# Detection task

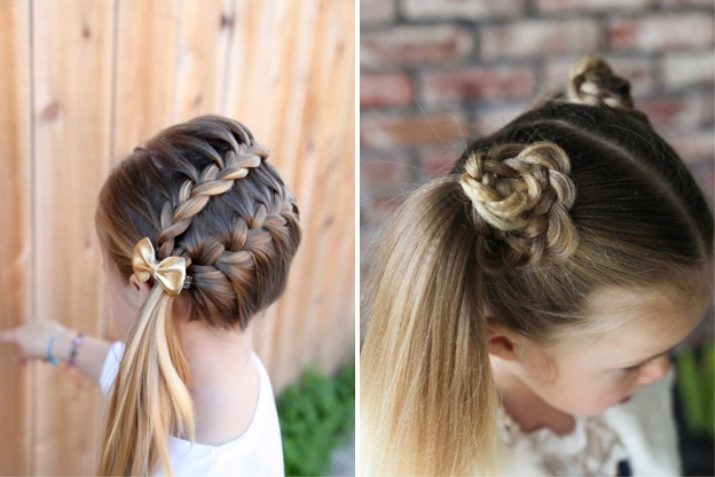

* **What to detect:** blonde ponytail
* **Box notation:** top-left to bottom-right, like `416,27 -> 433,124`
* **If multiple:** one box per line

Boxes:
98,286 -> 195,476
362,54 -> 713,477
361,178 -> 501,476
361,138 -> 580,475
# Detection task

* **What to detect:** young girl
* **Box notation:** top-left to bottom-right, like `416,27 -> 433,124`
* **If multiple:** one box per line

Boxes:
0,115 -> 301,476
360,56 -> 714,476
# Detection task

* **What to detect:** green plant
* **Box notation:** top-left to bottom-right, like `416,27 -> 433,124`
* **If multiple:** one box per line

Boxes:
277,364 -> 355,476
675,341 -> 714,439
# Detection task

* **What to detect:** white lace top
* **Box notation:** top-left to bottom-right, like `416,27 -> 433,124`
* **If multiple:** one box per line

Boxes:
492,369 -> 682,476
497,402 -> 630,477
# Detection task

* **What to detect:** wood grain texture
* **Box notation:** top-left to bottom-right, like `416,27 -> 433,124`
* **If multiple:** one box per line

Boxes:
0,0 -> 354,473
0,1 -> 32,475
32,0 -> 113,473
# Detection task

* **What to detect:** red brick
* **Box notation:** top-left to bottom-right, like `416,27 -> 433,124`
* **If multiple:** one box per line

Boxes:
536,0 -> 649,11
662,52 -> 714,89
480,19 -> 599,59
607,14 -> 714,52
659,0 -> 715,7
421,65 -> 535,104
364,192 -> 410,226
638,94 -> 711,130
361,0 -> 396,24
402,0 -> 525,20
418,142 -> 466,180
474,102 -> 531,135
361,150 -> 411,188
686,160 -> 714,209
361,26 -> 473,68
361,73 -> 414,109
663,129 -> 715,164
361,112 -> 470,149
701,94 -> 714,124
544,56 -> 657,96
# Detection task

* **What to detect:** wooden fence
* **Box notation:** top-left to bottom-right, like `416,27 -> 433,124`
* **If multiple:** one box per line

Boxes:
0,0 -> 355,474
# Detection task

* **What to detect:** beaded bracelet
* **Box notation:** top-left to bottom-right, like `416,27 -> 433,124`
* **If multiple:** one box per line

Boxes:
45,328 -> 63,366
65,331 -> 84,368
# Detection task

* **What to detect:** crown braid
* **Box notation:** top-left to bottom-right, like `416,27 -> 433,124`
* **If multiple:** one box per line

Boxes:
458,141 -> 579,270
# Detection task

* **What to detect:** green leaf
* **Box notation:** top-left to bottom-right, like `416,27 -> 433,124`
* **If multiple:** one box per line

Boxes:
277,364 -> 355,476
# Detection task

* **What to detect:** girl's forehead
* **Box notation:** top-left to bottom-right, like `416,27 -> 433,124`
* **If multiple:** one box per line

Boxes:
586,282 -> 711,322
558,284 -> 711,362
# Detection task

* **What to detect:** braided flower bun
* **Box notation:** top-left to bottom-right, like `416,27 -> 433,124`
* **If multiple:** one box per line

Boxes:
458,141 -> 579,270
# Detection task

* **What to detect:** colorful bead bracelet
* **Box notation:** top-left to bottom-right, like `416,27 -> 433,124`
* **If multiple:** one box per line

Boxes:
66,331 -> 84,368
45,329 -> 84,367
45,329 -> 63,366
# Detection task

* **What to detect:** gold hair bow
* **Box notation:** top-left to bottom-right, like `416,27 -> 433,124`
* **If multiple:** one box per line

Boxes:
131,237 -> 190,297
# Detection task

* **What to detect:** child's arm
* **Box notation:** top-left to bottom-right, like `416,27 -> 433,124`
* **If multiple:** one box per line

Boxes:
51,328 -> 115,385
0,319 -> 116,386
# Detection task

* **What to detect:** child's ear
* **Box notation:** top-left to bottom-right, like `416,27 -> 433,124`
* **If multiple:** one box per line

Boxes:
128,273 -> 152,305
485,317 -> 520,361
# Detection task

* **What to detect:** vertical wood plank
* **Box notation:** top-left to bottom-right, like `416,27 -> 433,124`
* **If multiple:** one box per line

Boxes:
32,0 -> 113,473
233,0 -> 322,384
112,0 -> 180,166
224,0 -> 355,390
0,0 -> 32,474
296,0 -> 355,374
173,0 -> 235,119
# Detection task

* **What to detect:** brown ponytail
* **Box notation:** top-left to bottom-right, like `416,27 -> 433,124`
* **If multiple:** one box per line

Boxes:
361,176 -> 500,475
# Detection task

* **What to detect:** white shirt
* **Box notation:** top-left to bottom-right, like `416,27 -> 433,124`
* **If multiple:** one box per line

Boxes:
98,341 -> 285,477
497,368 -> 681,476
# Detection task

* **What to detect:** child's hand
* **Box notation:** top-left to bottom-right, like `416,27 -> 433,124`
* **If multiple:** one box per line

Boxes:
0,319 -> 67,365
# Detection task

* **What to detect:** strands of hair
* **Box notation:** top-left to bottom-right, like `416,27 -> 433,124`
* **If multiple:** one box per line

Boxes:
360,55 -> 713,476
95,115 -> 301,476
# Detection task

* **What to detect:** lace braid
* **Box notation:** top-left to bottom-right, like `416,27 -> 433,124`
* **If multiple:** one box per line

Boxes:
183,197 -> 298,328
156,141 -> 270,260
458,141 -> 579,270
142,119 -> 300,326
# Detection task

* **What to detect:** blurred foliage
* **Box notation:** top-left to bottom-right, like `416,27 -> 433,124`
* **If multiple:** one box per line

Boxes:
675,340 -> 714,439
277,364 -> 355,476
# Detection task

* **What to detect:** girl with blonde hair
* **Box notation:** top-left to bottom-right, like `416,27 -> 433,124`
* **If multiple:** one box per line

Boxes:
1,115 -> 301,476
360,56 -> 713,476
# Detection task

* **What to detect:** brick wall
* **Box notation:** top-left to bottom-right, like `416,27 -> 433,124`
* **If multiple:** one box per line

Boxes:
360,0 -> 715,277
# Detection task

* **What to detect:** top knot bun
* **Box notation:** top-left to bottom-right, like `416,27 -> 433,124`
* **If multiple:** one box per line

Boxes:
533,55 -> 651,126
458,141 -> 579,270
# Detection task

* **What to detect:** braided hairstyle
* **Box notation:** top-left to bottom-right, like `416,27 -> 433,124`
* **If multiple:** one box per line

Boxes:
95,115 -> 300,476
532,55 -> 651,125
361,55 -> 713,475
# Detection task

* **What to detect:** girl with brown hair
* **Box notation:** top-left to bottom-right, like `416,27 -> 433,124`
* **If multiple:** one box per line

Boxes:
360,56 -> 713,476
1,115 -> 301,476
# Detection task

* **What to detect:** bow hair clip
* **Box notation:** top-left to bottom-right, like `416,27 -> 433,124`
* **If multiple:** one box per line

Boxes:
131,237 -> 192,297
